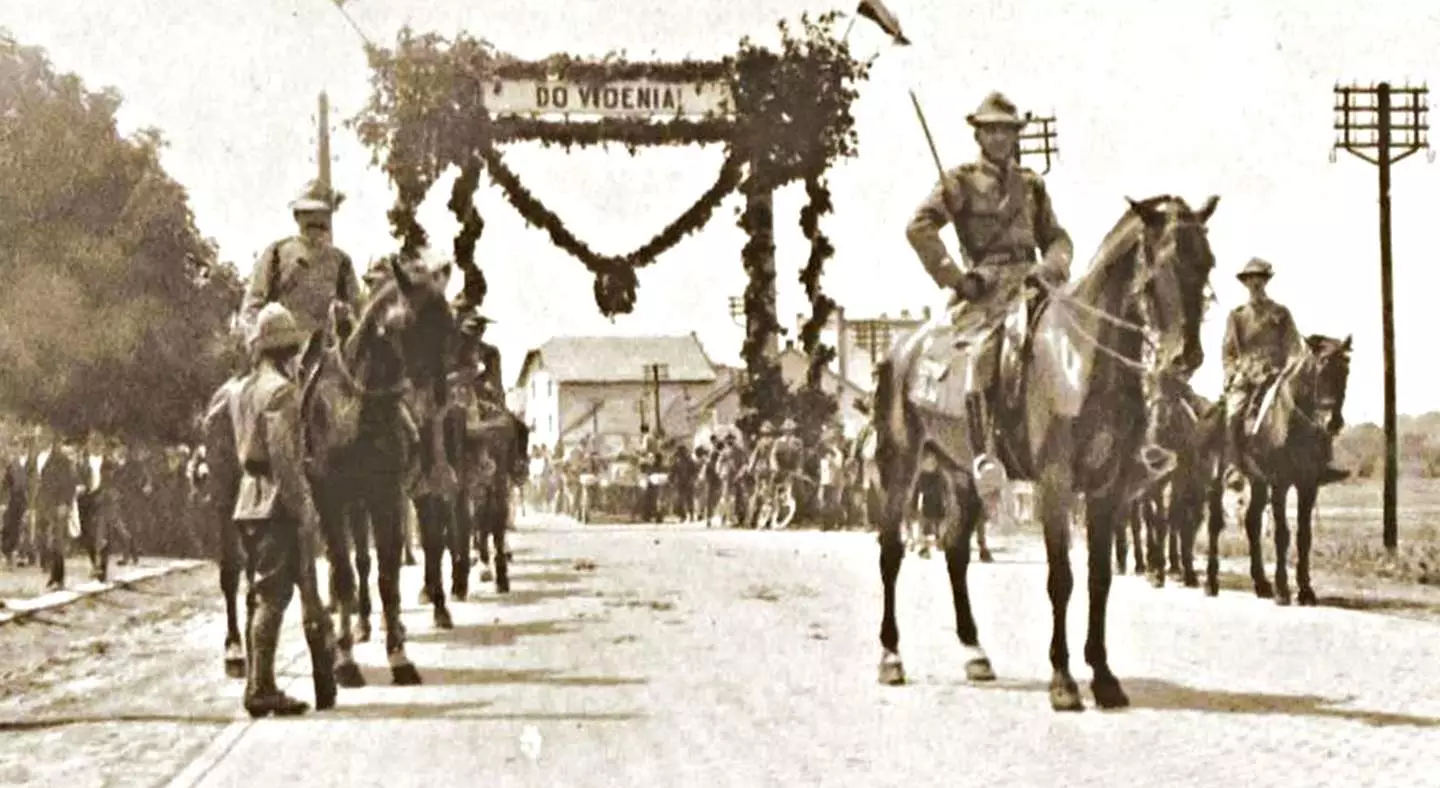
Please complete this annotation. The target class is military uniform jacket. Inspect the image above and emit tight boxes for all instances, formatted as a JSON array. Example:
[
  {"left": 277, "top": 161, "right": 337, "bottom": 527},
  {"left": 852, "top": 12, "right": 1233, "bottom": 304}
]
[
  {"left": 906, "top": 159, "right": 1074, "bottom": 291},
  {"left": 1222, "top": 297, "right": 1301, "bottom": 386},
  {"left": 240, "top": 236, "right": 362, "bottom": 339},
  {"left": 230, "top": 362, "right": 315, "bottom": 524},
  {"left": 476, "top": 341, "right": 504, "bottom": 399}
]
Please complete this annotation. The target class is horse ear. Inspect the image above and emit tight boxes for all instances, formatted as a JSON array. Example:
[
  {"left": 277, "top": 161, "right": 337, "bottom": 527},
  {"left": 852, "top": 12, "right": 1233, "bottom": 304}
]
[
  {"left": 1126, "top": 197, "right": 1162, "bottom": 225},
  {"left": 389, "top": 256, "right": 414, "bottom": 295},
  {"left": 1195, "top": 195, "right": 1220, "bottom": 223},
  {"left": 1341, "top": 334, "right": 1353, "bottom": 352},
  {"left": 1305, "top": 334, "right": 1326, "bottom": 353}
]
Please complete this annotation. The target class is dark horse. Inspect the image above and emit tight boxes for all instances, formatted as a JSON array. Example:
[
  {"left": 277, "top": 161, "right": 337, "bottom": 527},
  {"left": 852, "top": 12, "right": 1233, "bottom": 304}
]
[
  {"left": 461, "top": 397, "right": 528, "bottom": 595},
  {"left": 304, "top": 258, "right": 457, "bottom": 686},
  {"left": 872, "top": 195, "right": 1217, "bottom": 711},
  {"left": 1132, "top": 369, "right": 1226, "bottom": 589},
  {"left": 1204, "top": 334, "right": 1351, "bottom": 605},
  {"left": 202, "top": 375, "right": 250, "bottom": 678}
]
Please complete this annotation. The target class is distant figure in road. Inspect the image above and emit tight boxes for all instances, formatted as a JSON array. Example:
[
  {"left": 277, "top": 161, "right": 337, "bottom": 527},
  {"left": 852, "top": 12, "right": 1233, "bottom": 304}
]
[
  {"left": 1222, "top": 258, "right": 1348, "bottom": 488},
  {"left": 231, "top": 302, "right": 338, "bottom": 718}
]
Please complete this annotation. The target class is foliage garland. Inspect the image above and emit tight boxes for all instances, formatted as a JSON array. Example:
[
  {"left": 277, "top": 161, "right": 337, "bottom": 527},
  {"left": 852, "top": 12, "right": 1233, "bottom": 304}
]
[{"left": 355, "top": 12, "right": 869, "bottom": 430}]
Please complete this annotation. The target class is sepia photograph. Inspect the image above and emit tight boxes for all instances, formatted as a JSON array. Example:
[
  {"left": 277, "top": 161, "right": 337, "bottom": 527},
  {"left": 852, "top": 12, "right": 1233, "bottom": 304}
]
[{"left": 0, "top": 0, "right": 1436, "bottom": 785}]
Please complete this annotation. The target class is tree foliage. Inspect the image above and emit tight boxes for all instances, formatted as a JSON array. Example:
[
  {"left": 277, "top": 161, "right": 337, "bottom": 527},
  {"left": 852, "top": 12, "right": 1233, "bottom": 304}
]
[{"left": 0, "top": 32, "right": 241, "bottom": 442}]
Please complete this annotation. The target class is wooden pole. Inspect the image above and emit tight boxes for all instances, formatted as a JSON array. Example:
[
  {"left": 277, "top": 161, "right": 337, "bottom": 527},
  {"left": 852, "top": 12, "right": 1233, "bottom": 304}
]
[
  {"left": 318, "top": 91, "right": 331, "bottom": 191},
  {"left": 1376, "top": 82, "right": 1399, "bottom": 552}
]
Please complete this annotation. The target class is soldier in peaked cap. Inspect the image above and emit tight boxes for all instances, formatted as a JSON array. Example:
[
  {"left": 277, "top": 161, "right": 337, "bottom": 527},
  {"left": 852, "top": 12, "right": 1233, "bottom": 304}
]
[
  {"left": 231, "top": 302, "right": 338, "bottom": 717},
  {"left": 905, "top": 90, "right": 1074, "bottom": 481},
  {"left": 239, "top": 180, "right": 363, "bottom": 365},
  {"left": 1222, "top": 258, "right": 1349, "bottom": 486}
]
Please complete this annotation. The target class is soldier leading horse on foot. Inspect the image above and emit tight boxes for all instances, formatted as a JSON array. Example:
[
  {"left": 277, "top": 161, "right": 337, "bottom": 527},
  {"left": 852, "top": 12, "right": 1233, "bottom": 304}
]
[{"left": 872, "top": 87, "right": 1219, "bottom": 713}]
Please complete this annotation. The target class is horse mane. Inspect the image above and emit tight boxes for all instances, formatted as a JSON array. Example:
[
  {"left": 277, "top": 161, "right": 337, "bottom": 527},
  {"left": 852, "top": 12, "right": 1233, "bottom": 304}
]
[{"left": 1069, "top": 195, "right": 1184, "bottom": 304}]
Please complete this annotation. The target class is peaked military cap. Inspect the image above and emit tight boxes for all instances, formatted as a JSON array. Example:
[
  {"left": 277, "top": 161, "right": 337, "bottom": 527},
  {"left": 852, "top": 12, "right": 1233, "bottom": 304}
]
[
  {"left": 1236, "top": 257, "right": 1274, "bottom": 281},
  {"left": 966, "top": 92, "right": 1029, "bottom": 128},
  {"left": 289, "top": 179, "right": 339, "bottom": 213},
  {"left": 249, "top": 302, "right": 310, "bottom": 352}
]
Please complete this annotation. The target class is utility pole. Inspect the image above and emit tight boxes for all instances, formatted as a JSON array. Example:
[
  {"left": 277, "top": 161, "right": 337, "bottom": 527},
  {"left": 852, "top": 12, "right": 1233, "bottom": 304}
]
[
  {"left": 644, "top": 363, "right": 669, "bottom": 437},
  {"left": 317, "top": 91, "right": 331, "bottom": 191},
  {"left": 848, "top": 319, "right": 895, "bottom": 364},
  {"left": 1332, "top": 80, "right": 1431, "bottom": 553},
  {"left": 1018, "top": 113, "right": 1059, "bottom": 174}
]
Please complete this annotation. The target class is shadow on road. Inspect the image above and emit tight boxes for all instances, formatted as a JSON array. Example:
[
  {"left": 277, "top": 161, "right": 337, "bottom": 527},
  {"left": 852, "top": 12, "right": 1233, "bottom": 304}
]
[
  {"left": 322, "top": 699, "right": 644, "bottom": 722},
  {"left": 966, "top": 677, "right": 1440, "bottom": 728},
  {"left": 0, "top": 713, "right": 235, "bottom": 732},
  {"left": 1211, "top": 571, "right": 1440, "bottom": 618},
  {"left": 390, "top": 666, "right": 646, "bottom": 688},
  {"left": 483, "top": 587, "right": 586, "bottom": 607},
  {"left": 407, "top": 618, "right": 580, "bottom": 646}
]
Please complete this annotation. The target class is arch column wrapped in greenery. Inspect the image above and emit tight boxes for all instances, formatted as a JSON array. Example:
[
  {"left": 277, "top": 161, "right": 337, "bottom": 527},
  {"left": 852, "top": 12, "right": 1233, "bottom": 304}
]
[{"left": 354, "top": 12, "right": 869, "bottom": 440}]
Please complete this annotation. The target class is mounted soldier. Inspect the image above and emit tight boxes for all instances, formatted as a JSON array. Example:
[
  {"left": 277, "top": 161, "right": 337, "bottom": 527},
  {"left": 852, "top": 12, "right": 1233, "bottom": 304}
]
[
  {"left": 452, "top": 295, "right": 527, "bottom": 480},
  {"left": 239, "top": 180, "right": 362, "bottom": 366},
  {"left": 1222, "top": 258, "right": 1349, "bottom": 486},
  {"left": 231, "top": 302, "right": 338, "bottom": 718},
  {"left": 904, "top": 91, "right": 1073, "bottom": 483}
]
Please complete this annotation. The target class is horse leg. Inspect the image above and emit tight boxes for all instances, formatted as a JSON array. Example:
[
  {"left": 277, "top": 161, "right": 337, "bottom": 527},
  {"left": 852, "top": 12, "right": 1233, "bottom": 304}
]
[
  {"left": 451, "top": 491, "right": 472, "bottom": 601},
  {"left": 317, "top": 487, "right": 364, "bottom": 688},
  {"left": 1244, "top": 483, "right": 1274, "bottom": 598},
  {"left": 416, "top": 495, "right": 453, "bottom": 629},
  {"left": 1036, "top": 472, "right": 1082, "bottom": 711},
  {"left": 1270, "top": 484, "right": 1292, "bottom": 606},
  {"left": 476, "top": 503, "right": 495, "bottom": 584},
  {"left": 1295, "top": 483, "right": 1318, "bottom": 606},
  {"left": 1178, "top": 494, "right": 1201, "bottom": 588},
  {"left": 1143, "top": 496, "right": 1166, "bottom": 588},
  {"left": 1204, "top": 473, "right": 1225, "bottom": 596},
  {"left": 1112, "top": 511, "right": 1127, "bottom": 575},
  {"left": 945, "top": 477, "right": 995, "bottom": 682},
  {"left": 1130, "top": 500, "right": 1146, "bottom": 575},
  {"left": 220, "top": 514, "right": 246, "bottom": 679},
  {"left": 875, "top": 445, "right": 918, "bottom": 685},
  {"left": 974, "top": 510, "right": 993, "bottom": 563},
  {"left": 1082, "top": 492, "right": 1128, "bottom": 709},
  {"left": 370, "top": 485, "right": 420, "bottom": 686},
  {"left": 492, "top": 488, "right": 512, "bottom": 594},
  {"left": 350, "top": 506, "right": 374, "bottom": 644}
]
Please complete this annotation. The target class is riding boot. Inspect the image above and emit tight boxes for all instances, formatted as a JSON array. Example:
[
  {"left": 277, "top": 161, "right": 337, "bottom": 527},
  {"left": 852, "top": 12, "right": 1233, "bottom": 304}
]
[
  {"left": 1225, "top": 411, "right": 1251, "bottom": 490},
  {"left": 243, "top": 599, "right": 309, "bottom": 718},
  {"left": 304, "top": 621, "right": 338, "bottom": 711}
]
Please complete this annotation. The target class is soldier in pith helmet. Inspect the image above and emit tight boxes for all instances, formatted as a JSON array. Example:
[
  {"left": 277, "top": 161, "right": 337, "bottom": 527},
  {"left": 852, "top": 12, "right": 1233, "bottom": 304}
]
[
  {"left": 231, "top": 302, "right": 338, "bottom": 717},
  {"left": 239, "top": 180, "right": 362, "bottom": 363},
  {"left": 1222, "top": 258, "right": 1349, "bottom": 486}
]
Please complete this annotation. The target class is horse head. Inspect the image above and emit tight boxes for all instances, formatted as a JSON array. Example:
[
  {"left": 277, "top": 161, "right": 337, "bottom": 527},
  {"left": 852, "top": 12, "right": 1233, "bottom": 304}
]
[
  {"left": 1121, "top": 195, "right": 1219, "bottom": 376},
  {"left": 1302, "top": 333, "right": 1351, "bottom": 434},
  {"left": 348, "top": 256, "right": 457, "bottom": 424}
]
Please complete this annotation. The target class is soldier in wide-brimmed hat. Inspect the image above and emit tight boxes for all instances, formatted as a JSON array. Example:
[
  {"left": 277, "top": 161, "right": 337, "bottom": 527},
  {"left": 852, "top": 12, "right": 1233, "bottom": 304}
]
[
  {"left": 904, "top": 90, "right": 1075, "bottom": 494},
  {"left": 1222, "top": 257, "right": 1348, "bottom": 486},
  {"left": 239, "top": 180, "right": 362, "bottom": 361}
]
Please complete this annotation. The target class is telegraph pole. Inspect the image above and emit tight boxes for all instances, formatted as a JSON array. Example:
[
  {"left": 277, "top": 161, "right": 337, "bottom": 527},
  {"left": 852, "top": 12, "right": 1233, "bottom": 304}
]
[
  {"left": 1018, "top": 113, "right": 1059, "bottom": 174},
  {"left": 848, "top": 319, "right": 895, "bottom": 364},
  {"left": 317, "top": 91, "right": 331, "bottom": 191},
  {"left": 1332, "top": 80, "right": 1431, "bottom": 553},
  {"left": 644, "top": 363, "right": 669, "bottom": 437}
]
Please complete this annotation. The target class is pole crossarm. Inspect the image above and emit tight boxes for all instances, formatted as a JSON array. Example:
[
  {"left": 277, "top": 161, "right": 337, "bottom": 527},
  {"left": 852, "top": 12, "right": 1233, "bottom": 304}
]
[
  {"left": 1017, "top": 114, "right": 1059, "bottom": 174},
  {"left": 1330, "top": 79, "right": 1430, "bottom": 553}
]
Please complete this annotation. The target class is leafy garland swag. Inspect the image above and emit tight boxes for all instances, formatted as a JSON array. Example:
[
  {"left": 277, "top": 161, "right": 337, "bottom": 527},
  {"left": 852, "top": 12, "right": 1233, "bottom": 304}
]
[{"left": 355, "top": 13, "right": 870, "bottom": 432}]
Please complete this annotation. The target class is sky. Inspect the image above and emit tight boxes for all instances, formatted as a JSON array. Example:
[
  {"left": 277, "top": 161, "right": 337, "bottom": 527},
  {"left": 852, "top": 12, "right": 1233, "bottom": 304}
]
[{"left": 3, "top": 0, "right": 1438, "bottom": 425}]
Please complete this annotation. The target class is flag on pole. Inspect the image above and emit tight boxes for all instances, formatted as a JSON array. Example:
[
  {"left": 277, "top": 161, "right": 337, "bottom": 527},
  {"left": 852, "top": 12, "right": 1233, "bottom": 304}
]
[{"left": 855, "top": 0, "right": 911, "bottom": 45}]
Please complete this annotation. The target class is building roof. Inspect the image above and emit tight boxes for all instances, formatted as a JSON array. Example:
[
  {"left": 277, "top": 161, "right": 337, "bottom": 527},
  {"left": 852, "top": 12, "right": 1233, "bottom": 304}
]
[
  {"left": 517, "top": 333, "right": 718, "bottom": 386},
  {"left": 687, "top": 346, "right": 869, "bottom": 416}
]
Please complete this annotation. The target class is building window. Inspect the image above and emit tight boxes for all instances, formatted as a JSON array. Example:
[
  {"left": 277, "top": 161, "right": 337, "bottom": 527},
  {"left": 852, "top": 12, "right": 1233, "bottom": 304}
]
[
  {"left": 547, "top": 380, "right": 554, "bottom": 398},
  {"left": 548, "top": 414, "right": 554, "bottom": 433}
]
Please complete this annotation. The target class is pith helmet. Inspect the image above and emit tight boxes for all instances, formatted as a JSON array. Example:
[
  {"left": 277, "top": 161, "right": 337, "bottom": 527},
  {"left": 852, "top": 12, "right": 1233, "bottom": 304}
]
[
  {"left": 780, "top": 418, "right": 798, "bottom": 433},
  {"left": 289, "top": 179, "right": 338, "bottom": 213},
  {"left": 759, "top": 421, "right": 775, "bottom": 435},
  {"left": 248, "top": 302, "right": 310, "bottom": 353},
  {"left": 966, "top": 92, "right": 1028, "bottom": 128},
  {"left": 1236, "top": 257, "right": 1274, "bottom": 282}
]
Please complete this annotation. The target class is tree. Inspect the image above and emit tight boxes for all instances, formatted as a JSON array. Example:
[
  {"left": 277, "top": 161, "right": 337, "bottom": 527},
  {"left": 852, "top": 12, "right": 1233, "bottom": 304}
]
[{"left": 0, "top": 32, "right": 240, "bottom": 442}]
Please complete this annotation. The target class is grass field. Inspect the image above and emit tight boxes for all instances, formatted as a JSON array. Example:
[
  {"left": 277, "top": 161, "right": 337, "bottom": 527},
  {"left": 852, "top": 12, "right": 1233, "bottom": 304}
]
[{"left": 1207, "top": 478, "right": 1440, "bottom": 587}]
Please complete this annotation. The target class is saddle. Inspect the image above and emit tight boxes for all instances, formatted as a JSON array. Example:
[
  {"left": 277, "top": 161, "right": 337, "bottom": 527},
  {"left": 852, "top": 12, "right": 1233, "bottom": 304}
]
[{"left": 905, "top": 289, "right": 1046, "bottom": 481}]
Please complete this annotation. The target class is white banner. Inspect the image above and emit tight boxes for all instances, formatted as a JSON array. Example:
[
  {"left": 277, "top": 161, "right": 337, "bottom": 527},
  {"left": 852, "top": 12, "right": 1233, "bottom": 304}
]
[{"left": 485, "top": 78, "right": 734, "bottom": 119}]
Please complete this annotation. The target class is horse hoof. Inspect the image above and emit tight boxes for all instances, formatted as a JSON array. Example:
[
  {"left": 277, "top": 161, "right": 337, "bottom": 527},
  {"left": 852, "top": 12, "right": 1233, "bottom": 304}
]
[
  {"left": 1049, "top": 674, "right": 1084, "bottom": 712},
  {"left": 452, "top": 588, "right": 468, "bottom": 603},
  {"left": 1254, "top": 581, "right": 1274, "bottom": 599},
  {"left": 480, "top": 569, "right": 495, "bottom": 583},
  {"left": 1275, "top": 588, "right": 1293, "bottom": 607},
  {"left": 964, "top": 657, "right": 996, "bottom": 682},
  {"left": 1182, "top": 572, "right": 1200, "bottom": 589},
  {"left": 1297, "top": 587, "right": 1317, "bottom": 606},
  {"left": 356, "top": 620, "right": 372, "bottom": 644},
  {"left": 224, "top": 658, "right": 246, "bottom": 680},
  {"left": 391, "top": 663, "right": 423, "bottom": 686},
  {"left": 418, "top": 588, "right": 432, "bottom": 605},
  {"left": 434, "top": 606, "right": 454, "bottom": 630},
  {"left": 335, "top": 661, "right": 366, "bottom": 689},
  {"left": 978, "top": 549, "right": 994, "bottom": 564},
  {"left": 878, "top": 651, "right": 905, "bottom": 686},
  {"left": 1091, "top": 675, "right": 1130, "bottom": 710},
  {"left": 1147, "top": 572, "right": 1164, "bottom": 589},
  {"left": 496, "top": 577, "right": 510, "bottom": 594},
  {"left": 1133, "top": 563, "right": 1144, "bottom": 576}
]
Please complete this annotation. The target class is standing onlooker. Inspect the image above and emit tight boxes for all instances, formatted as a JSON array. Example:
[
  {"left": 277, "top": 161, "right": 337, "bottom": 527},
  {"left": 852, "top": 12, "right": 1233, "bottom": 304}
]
[
  {"left": 106, "top": 439, "right": 143, "bottom": 566},
  {"left": 1, "top": 436, "right": 30, "bottom": 567},
  {"left": 76, "top": 431, "right": 112, "bottom": 581},
  {"left": 816, "top": 437, "right": 846, "bottom": 531},
  {"left": 30, "top": 427, "right": 80, "bottom": 591}
]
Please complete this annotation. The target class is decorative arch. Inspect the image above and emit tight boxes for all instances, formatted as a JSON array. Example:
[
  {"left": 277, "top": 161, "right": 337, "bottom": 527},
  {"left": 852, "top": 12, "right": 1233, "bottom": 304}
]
[{"left": 353, "top": 12, "right": 870, "bottom": 438}]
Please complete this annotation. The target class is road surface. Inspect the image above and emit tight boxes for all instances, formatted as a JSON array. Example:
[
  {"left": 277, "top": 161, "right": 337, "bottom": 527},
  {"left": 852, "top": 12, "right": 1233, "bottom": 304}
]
[{"left": 3, "top": 516, "right": 1438, "bottom": 787}]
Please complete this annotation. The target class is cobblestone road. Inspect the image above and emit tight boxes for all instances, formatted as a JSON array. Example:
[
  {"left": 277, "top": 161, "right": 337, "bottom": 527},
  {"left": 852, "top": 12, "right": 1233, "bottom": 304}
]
[{"left": 153, "top": 516, "right": 1440, "bottom": 788}]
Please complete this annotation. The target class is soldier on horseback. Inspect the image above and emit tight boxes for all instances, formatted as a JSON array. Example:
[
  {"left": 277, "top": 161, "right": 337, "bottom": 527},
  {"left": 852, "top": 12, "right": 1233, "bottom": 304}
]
[
  {"left": 239, "top": 180, "right": 362, "bottom": 362},
  {"left": 452, "top": 296, "right": 528, "bottom": 480},
  {"left": 1222, "top": 258, "right": 1349, "bottom": 487},
  {"left": 904, "top": 91, "right": 1073, "bottom": 479},
  {"left": 232, "top": 302, "right": 338, "bottom": 718}
]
